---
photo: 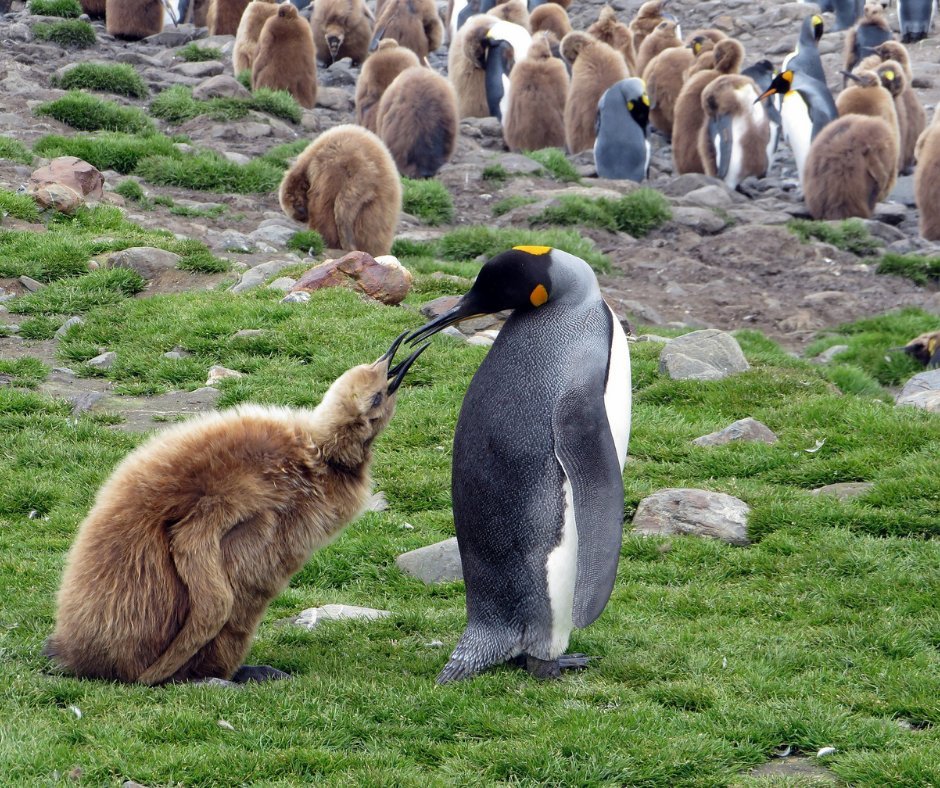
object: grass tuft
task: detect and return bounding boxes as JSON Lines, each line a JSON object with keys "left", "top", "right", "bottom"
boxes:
{"left": 0, "top": 136, "right": 33, "bottom": 166}
{"left": 52, "top": 62, "right": 148, "bottom": 99}
{"left": 876, "top": 252, "right": 940, "bottom": 286}
{"left": 249, "top": 88, "right": 303, "bottom": 124}
{"left": 150, "top": 85, "right": 301, "bottom": 125}
{"left": 9, "top": 268, "right": 146, "bottom": 315}
{"left": 492, "top": 195, "right": 537, "bottom": 217}
{"left": 28, "top": 0, "right": 82, "bottom": 15}
{"left": 401, "top": 178, "right": 454, "bottom": 226}
{"left": 525, "top": 147, "right": 581, "bottom": 182}
{"left": 0, "top": 190, "right": 41, "bottom": 223}
{"left": 788, "top": 218, "right": 882, "bottom": 256}
{"left": 113, "top": 180, "right": 146, "bottom": 203}
{"left": 481, "top": 164, "right": 509, "bottom": 182}
{"left": 31, "top": 19, "right": 96, "bottom": 47}
{"left": 176, "top": 42, "right": 223, "bottom": 62}
{"left": 173, "top": 239, "right": 231, "bottom": 273}
{"left": 17, "top": 315, "right": 62, "bottom": 340}
{"left": 35, "top": 92, "right": 155, "bottom": 135}
{"left": 287, "top": 230, "right": 325, "bottom": 256}
{"left": 133, "top": 150, "right": 283, "bottom": 193}
{"left": 237, "top": 68, "right": 253, "bottom": 91}
{"left": 531, "top": 189, "right": 672, "bottom": 237}
{"left": 33, "top": 132, "right": 180, "bottom": 174}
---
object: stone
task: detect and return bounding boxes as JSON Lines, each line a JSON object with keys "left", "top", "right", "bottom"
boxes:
{"left": 55, "top": 316, "right": 83, "bottom": 338}
{"left": 632, "top": 488, "right": 751, "bottom": 546}
{"left": 810, "top": 344, "right": 849, "bottom": 364}
{"left": 29, "top": 183, "right": 82, "bottom": 214}
{"left": 316, "top": 87, "right": 353, "bottom": 111}
{"left": 215, "top": 230, "right": 254, "bottom": 252}
{"left": 659, "top": 329, "right": 750, "bottom": 380}
{"left": 670, "top": 206, "right": 727, "bottom": 234}
{"left": 18, "top": 275, "right": 44, "bottom": 292}
{"left": 249, "top": 223, "right": 296, "bottom": 247}
{"left": 682, "top": 184, "right": 735, "bottom": 210}
{"left": 192, "top": 74, "right": 250, "bottom": 100}
{"left": 172, "top": 61, "right": 224, "bottom": 78}
{"left": 229, "top": 259, "right": 298, "bottom": 293}
{"left": 811, "top": 482, "right": 874, "bottom": 500}
{"left": 284, "top": 604, "right": 391, "bottom": 630}
{"left": 87, "top": 351, "right": 117, "bottom": 370}
{"left": 289, "top": 251, "right": 413, "bottom": 305}
{"left": 147, "top": 28, "right": 202, "bottom": 46}
{"left": 897, "top": 368, "right": 940, "bottom": 400}
{"left": 896, "top": 390, "right": 940, "bottom": 413}
{"left": 69, "top": 391, "right": 106, "bottom": 416}
{"left": 497, "top": 153, "right": 544, "bottom": 175}
{"left": 281, "top": 291, "right": 311, "bottom": 304}
{"left": 267, "top": 277, "right": 296, "bottom": 291}
{"left": 420, "top": 295, "right": 461, "bottom": 318}
{"left": 395, "top": 538, "right": 462, "bottom": 583}
{"left": 206, "top": 365, "right": 243, "bottom": 385}
{"left": 692, "top": 418, "right": 778, "bottom": 446}
{"left": 873, "top": 202, "right": 907, "bottom": 226}
{"left": 748, "top": 756, "right": 838, "bottom": 784}
{"left": 107, "top": 247, "right": 181, "bottom": 280}
{"left": 27, "top": 157, "right": 104, "bottom": 206}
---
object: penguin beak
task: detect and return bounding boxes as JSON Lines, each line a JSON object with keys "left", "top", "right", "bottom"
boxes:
{"left": 377, "top": 330, "right": 430, "bottom": 393}
{"left": 841, "top": 70, "right": 862, "bottom": 84}
{"left": 405, "top": 298, "right": 485, "bottom": 345}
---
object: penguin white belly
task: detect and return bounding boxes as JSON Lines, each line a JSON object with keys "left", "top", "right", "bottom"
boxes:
{"left": 782, "top": 94, "right": 812, "bottom": 182}
{"left": 499, "top": 73, "right": 511, "bottom": 127}
{"left": 725, "top": 116, "right": 747, "bottom": 188}
{"left": 644, "top": 140, "right": 651, "bottom": 179}
{"left": 603, "top": 303, "right": 631, "bottom": 470}
{"left": 450, "top": 0, "right": 468, "bottom": 40}
{"left": 544, "top": 472, "right": 577, "bottom": 657}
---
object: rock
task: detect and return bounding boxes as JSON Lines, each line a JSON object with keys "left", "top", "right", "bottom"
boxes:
{"left": 316, "top": 87, "right": 353, "bottom": 111}
{"left": 18, "top": 275, "right": 44, "bottom": 292}
{"left": 289, "top": 251, "right": 413, "bottom": 305}
{"left": 281, "top": 291, "right": 311, "bottom": 304}
{"left": 69, "top": 391, "right": 106, "bottom": 416}
{"left": 54, "top": 316, "right": 83, "bottom": 338}
{"left": 172, "top": 61, "right": 225, "bottom": 78}
{"left": 146, "top": 27, "right": 202, "bottom": 46}
{"left": 497, "top": 153, "right": 544, "bottom": 175}
{"left": 658, "top": 173, "right": 722, "bottom": 197}
{"left": 748, "top": 756, "right": 838, "bottom": 784}
{"left": 87, "top": 351, "right": 117, "bottom": 370}
{"left": 232, "top": 329, "right": 265, "bottom": 339}
{"left": 249, "top": 223, "right": 296, "bottom": 247}
{"left": 284, "top": 604, "right": 391, "bottom": 630}
{"left": 895, "top": 390, "right": 940, "bottom": 413}
{"left": 632, "top": 488, "right": 751, "bottom": 546}
{"left": 897, "top": 368, "right": 940, "bottom": 400}
{"left": 192, "top": 74, "right": 250, "bottom": 100}
{"left": 810, "top": 344, "right": 849, "bottom": 364}
{"left": 692, "top": 417, "right": 778, "bottom": 446}
{"left": 230, "top": 259, "right": 298, "bottom": 293}
{"left": 682, "top": 184, "right": 735, "bottom": 209}
{"left": 267, "top": 277, "right": 296, "bottom": 291}
{"left": 420, "top": 295, "right": 461, "bottom": 318}
{"left": 395, "top": 538, "right": 462, "bottom": 583}
{"left": 107, "top": 247, "right": 181, "bottom": 279}
{"left": 670, "top": 206, "right": 728, "bottom": 234}
{"left": 27, "top": 157, "right": 104, "bottom": 209}
{"left": 29, "top": 183, "right": 82, "bottom": 214}
{"left": 206, "top": 365, "right": 243, "bottom": 385}
{"left": 872, "top": 202, "right": 907, "bottom": 226}
{"left": 811, "top": 482, "right": 874, "bottom": 500}
{"left": 214, "top": 229, "right": 254, "bottom": 252}
{"left": 658, "top": 329, "right": 750, "bottom": 380}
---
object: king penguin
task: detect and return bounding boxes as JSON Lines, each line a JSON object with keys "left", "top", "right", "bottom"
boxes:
{"left": 594, "top": 78, "right": 651, "bottom": 181}
{"left": 783, "top": 14, "right": 826, "bottom": 85}
{"left": 407, "top": 246, "right": 631, "bottom": 683}
{"left": 897, "top": 0, "right": 934, "bottom": 42}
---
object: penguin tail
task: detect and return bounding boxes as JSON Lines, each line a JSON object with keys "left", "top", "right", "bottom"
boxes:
{"left": 435, "top": 624, "right": 516, "bottom": 685}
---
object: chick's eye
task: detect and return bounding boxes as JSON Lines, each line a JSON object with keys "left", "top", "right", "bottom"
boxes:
{"left": 370, "top": 391, "right": 384, "bottom": 409}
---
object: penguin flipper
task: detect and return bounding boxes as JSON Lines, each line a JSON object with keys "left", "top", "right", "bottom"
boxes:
{"left": 552, "top": 383, "right": 625, "bottom": 630}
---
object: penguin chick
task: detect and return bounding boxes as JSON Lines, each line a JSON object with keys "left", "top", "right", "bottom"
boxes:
{"left": 875, "top": 60, "right": 925, "bottom": 173}
{"left": 233, "top": 0, "right": 280, "bottom": 75}
{"left": 680, "top": 29, "right": 728, "bottom": 75}
{"left": 79, "top": 0, "right": 105, "bottom": 16}
{"left": 356, "top": 39, "right": 421, "bottom": 133}
{"left": 44, "top": 334, "right": 428, "bottom": 685}
{"left": 278, "top": 125, "right": 402, "bottom": 256}
{"left": 635, "top": 18, "right": 683, "bottom": 78}
{"left": 783, "top": 14, "right": 827, "bottom": 85}
{"left": 671, "top": 38, "right": 744, "bottom": 174}
{"left": 698, "top": 74, "right": 770, "bottom": 188}
{"left": 370, "top": 0, "right": 444, "bottom": 60}
{"left": 803, "top": 113, "right": 897, "bottom": 219}
{"left": 642, "top": 33, "right": 718, "bottom": 138}
{"left": 594, "top": 77, "right": 651, "bottom": 181}
{"left": 844, "top": 2, "right": 893, "bottom": 77}
{"left": 629, "top": 0, "right": 667, "bottom": 49}
{"left": 914, "top": 108, "right": 940, "bottom": 240}
{"left": 561, "top": 31, "right": 628, "bottom": 153}
{"left": 252, "top": 5, "right": 318, "bottom": 109}
{"left": 377, "top": 67, "right": 458, "bottom": 178}
{"left": 529, "top": 3, "right": 571, "bottom": 40}
{"left": 489, "top": 0, "right": 530, "bottom": 30}
{"left": 587, "top": 5, "right": 637, "bottom": 74}
{"left": 406, "top": 246, "right": 631, "bottom": 684}
{"left": 207, "top": 0, "right": 251, "bottom": 36}
{"left": 311, "top": 0, "right": 375, "bottom": 66}
{"left": 873, "top": 40, "right": 915, "bottom": 80}
{"left": 837, "top": 69, "right": 900, "bottom": 134}
{"left": 897, "top": 0, "right": 935, "bottom": 42}
{"left": 504, "top": 32, "right": 569, "bottom": 152}
{"left": 105, "top": 0, "right": 163, "bottom": 39}
{"left": 899, "top": 331, "right": 940, "bottom": 367}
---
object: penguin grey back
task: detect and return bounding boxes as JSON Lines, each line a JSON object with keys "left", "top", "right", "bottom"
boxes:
{"left": 594, "top": 78, "right": 651, "bottom": 182}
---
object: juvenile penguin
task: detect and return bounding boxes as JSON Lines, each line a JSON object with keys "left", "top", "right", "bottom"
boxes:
{"left": 844, "top": 2, "right": 893, "bottom": 76}
{"left": 278, "top": 126, "right": 402, "bottom": 256}
{"left": 207, "top": 0, "right": 251, "bottom": 35}
{"left": 635, "top": 18, "right": 681, "bottom": 78}
{"left": 914, "top": 108, "right": 940, "bottom": 240}
{"left": 45, "top": 334, "right": 428, "bottom": 685}
{"left": 377, "top": 67, "right": 458, "bottom": 177}
{"left": 252, "top": 4, "right": 318, "bottom": 110}
{"left": 836, "top": 69, "right": 899, "bottom": 134}
{"left": 897, "top": 0, "right": 934, "bottom": 42}
{"left": 356, "top": 39, "right": 421, "bottom": 133}
{"left": 874, "top": 59, "right": 925, "bottom": 173}
{"left": 311, "top": 0, "right": 374, "bottom": 66}
{"left": 370, "top": 0, "right": 444, "bottom": 60}
{"left": 79, "top": 0, "right": 105, "bottom": 16}
{"left": 105, "top": 0, "right": 164, "bottom": 39}
{"left": 504, "top": 32, "right": 569, "bottom": 152}
{"left": 642, "top": 33, "right": 719, "bottom": 138}
{"left": 898, "top": 330, "right": 940, "bottom": 367}
{"left": 561, "top": 31, "right": 628, "bottom": 153}
{"left": 802, "top": 113, "right": 897, "bottom": 219}
{"left": 406, "top": 246, "right": 631, "bottom": 683}
{"left": 698, "top": 74, "right": 770, "bottom": 188}
{"left": 489, "top": 0, "right": 530, "bottom": 30}
{"left": 587, "top": 6, "right": 637, "bottom": 74}
{"left": 629, "top": 0, "right": 667, "bottom": 48}
{"left": 233, "top": 0, "right": 280, "bottom": 75}
{"left": 594, "top": 78, "right": 651, "bottom": 181}
{"left": 783, "top": 14, "right": 826, "bottom": 85}
{"left": 529, "top": 3, "right": 571, "bottom": 40}
{"left": 447, "top": 0, "right": 498, "bottom": 43}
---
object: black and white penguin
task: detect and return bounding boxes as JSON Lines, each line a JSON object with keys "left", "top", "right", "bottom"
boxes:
{"left": 594, "top": 78, "right": 651, "bottom": 182}
{"left": 407, "top": 246, "right": 631, "bottom": 683}
{"left": 845, "top": 2, "right": 894, "bottom": 75}
{"left": 783, "top": 14, "right": 827, "bottom": 85}
{"left": 741, "top": 59, "right": 782, "bottom": 159}
{"left": 450, "top": 0, "right": 498, "bottom": 43}
{"left": 485, "top": 19, "right": 532, "bottom": 124}
{"left": 897, "top": 0, "right": 934, "bottom": 42}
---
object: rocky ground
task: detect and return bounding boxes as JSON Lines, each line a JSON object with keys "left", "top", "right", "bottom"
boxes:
{"left": 1, "top": 0, "right": 939, "bottom": 372}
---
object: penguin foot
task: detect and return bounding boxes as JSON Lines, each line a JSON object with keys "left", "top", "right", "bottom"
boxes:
{"left": 521, "top": 653, "right": 591, "bottom": 680}
{"left": 230, "top": 665, "right": 291, "bottom": 683}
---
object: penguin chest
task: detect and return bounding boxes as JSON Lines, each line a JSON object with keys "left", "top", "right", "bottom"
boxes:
{"left": 603, "top": 303, "right": 631, "bottom": 469}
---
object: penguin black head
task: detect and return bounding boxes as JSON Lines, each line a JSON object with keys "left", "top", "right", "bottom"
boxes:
{"left": 407, "top": 247, "right": 594, "bottom": 343}
{"left": 602, "top": 77, "right": 650, "bottom": 130}
{"left": 811, "top": 14, "right": 824, "bottom": 41}
{"left": 755, "top": 69, "right": 793, "bottom": 103}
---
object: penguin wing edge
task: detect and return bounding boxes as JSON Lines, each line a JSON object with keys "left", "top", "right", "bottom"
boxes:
{"left": 552, "top": 386, "right": 625, "bottom": 629}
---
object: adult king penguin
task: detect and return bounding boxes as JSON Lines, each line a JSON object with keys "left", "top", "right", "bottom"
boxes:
{"left": 407, "top": 246, "right": 631, "bottom": 683}
{"left": 594, "top": 78, "right": 652, "bottom": 181}
{"left": 897, "top": 0, "right": 934, "bottom": 42}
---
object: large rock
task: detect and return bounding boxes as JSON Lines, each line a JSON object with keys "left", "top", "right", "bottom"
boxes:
{"left": 229, "top": 260, "right": 297, "bottom": 294}
{"left": 396, "top": 538, "right": 462, "bottom": 584}
{"left": 107, "top": 247, "right": 181, "bottom": 279}
{"left": 631, "top": 488, "right": 751, "bottom": 546}
{"left": 897, "top": 368, "right": 940, "bottom": 401}
{"left": 289, "top": 251, "right": 413, "bottom": 305}
{"left": 192, "top": 74, "right": 250, "bottom": 100}
{"left": 27, "top": 157, "right": 104, "bottom": 213}
{"left": 692, "top": 417, "right": 778, "bottom": 446}
{"left": 659, "top": 329, "right": 750, "bottom": 380}
{"left": 811, "top": 482, "right": 874, "bottom": 500}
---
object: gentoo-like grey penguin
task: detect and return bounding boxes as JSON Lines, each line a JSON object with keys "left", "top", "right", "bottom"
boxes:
{"left": 407, "top": 246, "right": 631, "bottom": 683}
{"left": 897, "top": 0, "right": 934, "bottom": 42}
{"left": 594, "top": 78, "right": 651, "bottom": 181}
{"left": 783, "top": 14, "right": 826, "bottom": 85}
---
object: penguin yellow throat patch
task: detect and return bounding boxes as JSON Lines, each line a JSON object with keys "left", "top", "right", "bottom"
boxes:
{"left": 529, "top": 284, "right": 549, "bottom": 307}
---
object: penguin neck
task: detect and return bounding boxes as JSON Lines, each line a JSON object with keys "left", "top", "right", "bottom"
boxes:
{"left": 546, "top": 260, "right": 601, "bottom": 309}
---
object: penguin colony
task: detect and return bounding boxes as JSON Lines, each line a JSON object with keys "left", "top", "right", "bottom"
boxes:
{"left": 46, "top": 336, "right": 428, "bottom": 684}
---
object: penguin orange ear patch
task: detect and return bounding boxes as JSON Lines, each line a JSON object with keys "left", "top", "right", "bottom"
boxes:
{"left": 529, "top": 284, "right": 549, "bottom": 307}
{"left": 513, "top": 245, "right": 552, "bottom": 255}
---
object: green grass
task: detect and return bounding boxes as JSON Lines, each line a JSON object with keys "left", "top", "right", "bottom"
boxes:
{"left": 788, "top": 218, "right": 882, "bottom": 256}
{"left": 401, "top": 178, "right": 454, "bottom": 226}
{"left": 492, "top": 195, "right": 537, "bottom": 217}
{"left": 481, "top": 164, "right": 509, "bottom": 182}
{"left": 134, "top": 150, "right": 283, "bottom": 193}
{"left": 16, "top": 316, "right": 62, "bottom": 340}
{"left": 34, "top": 132, "right": 180, "bottom": 174}
{"left": 52, "top": 62, "right": 148, "bottom": 99}
{"left": 28, "top": 0, "right": 82, "bottom": 16}
{"left": 173, "top": 239, "right": 231, "bottom": 274}
{"left": 0, "top": 287, "right": 939, "bottom": 784}
{"left": 176, "top": 42, "right": 224, "bottom": 62}
{"left": 525, "top": 147, "right": 581, "bottom": 182}
{"left": 150, "top": 85, "right": 302, "bottom": 125}
{"left": 237, "top": 68, "right": 253, "bottom": 91}
{"left": 0, "top": 190, "right": 41, "bottom": 223}
{"left": 287, "top": 230, "right": 325, "bottom": 256}
{"left": 0, "top": 136, "right": 33, "bottom": 166}
{"left": 530, "top": 189, "right": 672, "bottom": 238}
{"left": 877, "top": 252, "right": 940, "bottom": 286}
{"left": 9, "top": 268, "right": 146, "bottom": 316}
{"left": 35, "top": 92, "right": 155, "bottom": 135}
{"left": 31, "top": 18, "right": 95, "bottom": 46}
{"left": 113, "top": 180, "right": 147, "bottom": 203}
